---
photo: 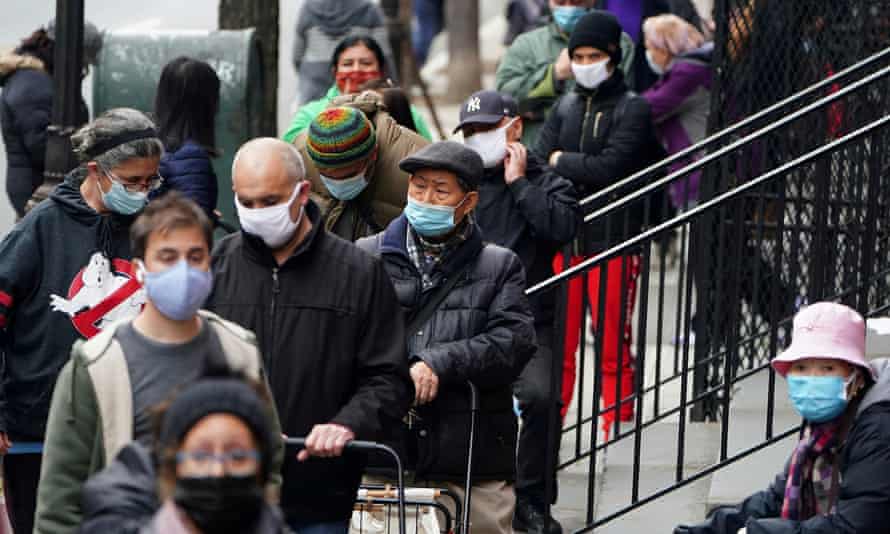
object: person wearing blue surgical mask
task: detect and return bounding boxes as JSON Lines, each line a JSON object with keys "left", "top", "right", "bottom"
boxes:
{"left": 35, "top": 192, "right": 279, "bottom": 533}
{"left": 357, "top": 141, "right": 537, "bottom": 534}
{"left": 676, "top": 302, "right": 890, "bottom": 534}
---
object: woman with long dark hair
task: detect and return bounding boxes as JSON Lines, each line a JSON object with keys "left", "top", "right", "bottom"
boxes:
{"left": 152, "top": 56, "right": 221, "bottom": 215}
{"left": 283, "top": 35, "right": 432, "bottom": 142}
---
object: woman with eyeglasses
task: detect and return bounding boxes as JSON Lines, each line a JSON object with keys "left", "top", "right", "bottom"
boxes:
{"left": 148, "top": 378, "right": 289, "bottom": 533}
{"left": 79, "top": 378, "right": 290, "bottom": 534}
{"left": 152, "top": 56, "right": 221, "bottom": 217}
{"left": 0, "top": 107, "right": 162, "bottom": 534}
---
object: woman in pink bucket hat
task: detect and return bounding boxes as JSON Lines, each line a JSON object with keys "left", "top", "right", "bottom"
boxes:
{"left": 676, "top": 302, "right": 890, "bottom": 534}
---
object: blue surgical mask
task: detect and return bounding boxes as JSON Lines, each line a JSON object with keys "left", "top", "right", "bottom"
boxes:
{"left": 404, "top": 196, "right": 467, "bottom": 237}
{"left": 141, "top": 259, "right": 213, "bottom": 321}
{"left": 552, "top": 6, "right": 587, "bottom": 34}
{"left": 320, "top": 172, "right": 369, "bottom": 201}
{"left": 786, "top": 375, "right": 852, "bottom": 423}
{"left": 99, "top": 178, "right": 148, "bottom": 215}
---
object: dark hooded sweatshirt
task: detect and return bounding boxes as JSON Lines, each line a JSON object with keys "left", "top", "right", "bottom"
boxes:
{"left": 0, "top": 171, "right": 141, "bottom": 439}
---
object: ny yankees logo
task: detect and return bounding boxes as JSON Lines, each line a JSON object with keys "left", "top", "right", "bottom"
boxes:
{"left": 467, "top": 97, "right": 481, "bottom": 113}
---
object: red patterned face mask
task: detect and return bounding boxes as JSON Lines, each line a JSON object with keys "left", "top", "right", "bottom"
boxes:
{"left": 335, "top": 70, "right": 382, "bottom": 94}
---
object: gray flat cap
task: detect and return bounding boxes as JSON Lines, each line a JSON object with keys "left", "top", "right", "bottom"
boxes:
{"left": 399, "top": 141, "right": 484, "bottom": 190}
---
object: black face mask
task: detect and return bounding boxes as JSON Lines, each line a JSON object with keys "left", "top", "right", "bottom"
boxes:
{"left": 173, "top": 474, "right": 265, "bottom": 534}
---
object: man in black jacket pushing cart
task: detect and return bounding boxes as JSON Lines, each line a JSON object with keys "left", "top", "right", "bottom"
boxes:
{"left": 206, "top": 138, "right": 413, "bottom": 534}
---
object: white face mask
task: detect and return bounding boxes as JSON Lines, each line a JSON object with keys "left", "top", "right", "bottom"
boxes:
{"left": 572, "top": 59, "right": 611, "bottom": 90}
{"left": 235, "top": 182, "right": 305, "bottom": 249}
{"left": 463, "top": 118, "right": 516, "bottom": 168}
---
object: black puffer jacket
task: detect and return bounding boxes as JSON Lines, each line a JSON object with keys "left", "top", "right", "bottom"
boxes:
{"left": 0, "top": 53, "right": 51, "bottom": 217}
{"left": 534, "top": 71, "right": 666, "bottom": 253}
{"left": 356, "top": 216, "right": 536, "bottom": 481}
{"left": 676, "top": 359, "right": 890, "bottom": 534}
{"left": 0, "top": 52, "right": 88, "bottom": 217}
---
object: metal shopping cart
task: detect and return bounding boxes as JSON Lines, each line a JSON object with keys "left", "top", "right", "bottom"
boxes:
{"left": 286, "top": 381, "right": 480, "bottom": 534}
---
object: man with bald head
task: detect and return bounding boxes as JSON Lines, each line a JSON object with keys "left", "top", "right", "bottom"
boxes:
{"left": 206, "top": 138, "right": 412, "bottom": 534}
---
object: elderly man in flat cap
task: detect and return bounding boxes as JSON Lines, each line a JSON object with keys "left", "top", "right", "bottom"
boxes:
{"left": 357, "top": 141, "right": 537, "bottom": 534}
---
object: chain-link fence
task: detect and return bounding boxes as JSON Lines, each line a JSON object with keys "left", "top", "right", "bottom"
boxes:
{"left": 693, "top": 0, "right": 890, "bottom": 419}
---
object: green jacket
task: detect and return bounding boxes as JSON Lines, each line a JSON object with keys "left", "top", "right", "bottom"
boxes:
{"left": 33, "top": 310, "right": 284, "bottom": 534}
{"left": 495, "top": 22, "right": 635, "bottom": 146}
{"left": 283, "top": 85, "right": 434, "bottom": 142}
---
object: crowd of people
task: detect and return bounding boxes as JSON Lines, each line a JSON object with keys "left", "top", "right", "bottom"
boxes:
{"left": 0, "top": 1, "right": 888, "bottom": 534}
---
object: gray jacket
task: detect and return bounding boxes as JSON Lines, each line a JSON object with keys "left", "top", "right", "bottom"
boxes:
{"left": 292, "top": 0, "right": 393, "bottom": 104}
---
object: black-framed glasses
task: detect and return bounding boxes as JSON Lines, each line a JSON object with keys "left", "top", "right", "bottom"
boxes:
{"left": 103, "top": 168, "right": 164, "bottom": 193}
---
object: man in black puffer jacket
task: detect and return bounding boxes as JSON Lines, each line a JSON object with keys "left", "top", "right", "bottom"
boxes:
{"left": 534, "top": 10, "right": 666, "bottom": 442}
{"left": 357, "top": 141, "right": 537, "bottom": 534}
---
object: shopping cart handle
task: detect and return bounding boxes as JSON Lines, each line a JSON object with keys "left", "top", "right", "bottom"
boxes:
{"left": 283, "top": 437, "right": 384, "bottom": 453}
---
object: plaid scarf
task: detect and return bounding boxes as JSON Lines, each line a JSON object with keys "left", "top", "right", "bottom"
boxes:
{"left": 406, "top": 219, "right": 472, "bottom": 290}
{"left": 781, "top": 421, "right": 841, "bottom": 521}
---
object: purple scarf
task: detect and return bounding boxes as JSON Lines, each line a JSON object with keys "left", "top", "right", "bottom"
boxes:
{"left": 781, "top": 422, "right": 841, "bottom": 520}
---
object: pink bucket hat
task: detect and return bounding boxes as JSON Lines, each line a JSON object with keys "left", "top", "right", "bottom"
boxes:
{"left": 772, "top": 302, "right": 876, "bottom": 381}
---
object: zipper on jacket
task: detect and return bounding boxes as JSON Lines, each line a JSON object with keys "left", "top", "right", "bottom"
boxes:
{"left": 593, "top": 111, "right": 604, "bottom": 140}
{"left": 270, "top": 267, "right": 280, "bottom": 317}
{"left": 579, "top": 96, "right": 594, "bottom": 150}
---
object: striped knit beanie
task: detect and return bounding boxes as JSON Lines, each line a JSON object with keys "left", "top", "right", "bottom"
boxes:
{"left": 306, "top": 107, "right": 377, "bottom": 171}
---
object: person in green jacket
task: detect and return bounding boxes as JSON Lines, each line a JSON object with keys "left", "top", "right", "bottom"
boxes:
{"left": 33, "top": 193, "right": 282, "bottom": 534}
{"left": 284, "top": 35, "right": 433, "bottom": 142}
{"left": 495, "top": 0, "right": 634, "bottom": 146}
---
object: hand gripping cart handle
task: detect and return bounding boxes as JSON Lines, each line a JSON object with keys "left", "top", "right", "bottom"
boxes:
{"left": 284, "top": 438, "right": 408, "bottom": 534}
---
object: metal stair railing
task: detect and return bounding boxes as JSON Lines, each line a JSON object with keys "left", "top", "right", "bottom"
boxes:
{"left": 528, "top": 102, "right": 890, "bottom": 531}
{"left": 577, "top": 46, "right": 890, "bottom": 211}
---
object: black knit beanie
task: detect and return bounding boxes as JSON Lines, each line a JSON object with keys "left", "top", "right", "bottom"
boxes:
{"left": 568, "top": 10, "right": 623, "bottom": 63}
{"left": 158, "top": 378, "right": 277, "bottom": 481}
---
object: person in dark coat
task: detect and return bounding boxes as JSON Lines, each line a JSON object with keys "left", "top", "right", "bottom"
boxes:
{"left": 534, "top": 11, "right": 666, "bottom": 440}
{"left": 205, "top": 138, "right": 412, "bottom": 534}
{"left": 0, "top": 21, "right": 101, "bottom": 218}
{"left": 676, "top": 302, "right": 890, "bottom": 534}
{"left": 456, "top": 89, "right": 578, "bottom": 534}
{"left": 0, "top": 108, "right": 162, "bottom": 534}
{"left": 151, "top": 56, "right": 220, "bottom": 216}
{"left": 357, "top": 141, "right": 537, "bottom": 534}
{"left": 79, "top": 378, "right": 292, "bottom": 534}
{"left": 594, "top": 0, "right": 671, "bottom": 91}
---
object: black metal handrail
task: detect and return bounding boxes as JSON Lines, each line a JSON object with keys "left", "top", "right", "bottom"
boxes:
{"left": 532, "top": 103, "right": 889, "bottom": 533}
{"left": 580, "top": 61, "right": 890, "bottom": 225}
{"left": 528, "top": 111, "right": 890, "bottom": 296}
{"left": 577, "top": 45, "right": 890, "bottom": 209}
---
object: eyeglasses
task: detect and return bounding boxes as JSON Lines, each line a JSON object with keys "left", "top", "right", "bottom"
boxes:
{"left": 175, "top": 449, "right": 260, "bottom": 476}
{"left": 103, "top": 168, "right": 164, "bottom": 193}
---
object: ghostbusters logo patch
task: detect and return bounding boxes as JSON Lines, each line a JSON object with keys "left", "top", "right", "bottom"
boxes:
{"left": 49, "top": 252, "right": 145, "bottom": 338}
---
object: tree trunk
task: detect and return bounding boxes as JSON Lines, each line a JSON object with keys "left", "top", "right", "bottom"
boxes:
{"left": 446, "top": 0, "right": 481, "bottom": 99}
{"left": 219, "top": 0, "right": 279, "bottom": 136}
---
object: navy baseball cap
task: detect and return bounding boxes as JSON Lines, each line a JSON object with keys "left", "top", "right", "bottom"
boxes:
{"left": 453, "top": 90, "right": 519, "bottom": 133}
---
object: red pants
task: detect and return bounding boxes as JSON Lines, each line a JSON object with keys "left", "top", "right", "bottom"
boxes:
{"left": 554, "top": 254, "right": 641, "bottom": 431}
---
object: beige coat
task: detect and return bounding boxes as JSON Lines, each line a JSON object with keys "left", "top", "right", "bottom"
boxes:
{"left": 293, "top": 90, "right": 429, "bottom": 241}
